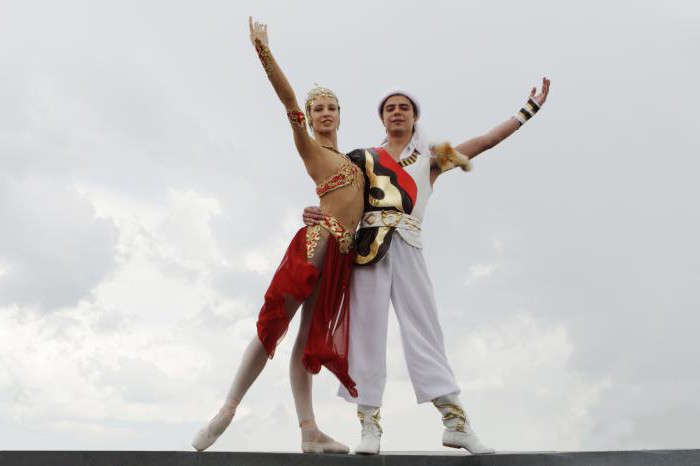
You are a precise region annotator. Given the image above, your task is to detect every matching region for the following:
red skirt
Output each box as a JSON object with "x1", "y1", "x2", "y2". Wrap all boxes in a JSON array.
[{"x1": 256, "y1": 226, "x2": 358, "y2": 397}]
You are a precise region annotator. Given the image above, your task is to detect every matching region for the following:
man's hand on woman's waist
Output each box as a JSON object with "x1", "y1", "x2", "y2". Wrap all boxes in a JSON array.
[{"x1": 303, "y1": 206, "x2": 324, "y2": 226}]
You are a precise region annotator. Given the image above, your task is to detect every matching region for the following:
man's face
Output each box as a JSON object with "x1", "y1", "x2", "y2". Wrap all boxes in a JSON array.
[{"x1": 382, "y1": 95, "x2": 417, "y2": 136}]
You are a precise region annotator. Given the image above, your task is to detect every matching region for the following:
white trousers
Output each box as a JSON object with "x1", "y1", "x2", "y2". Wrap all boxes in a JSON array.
[{"x1": 337, "y1": 236, "x2": 460, "y2": 406}]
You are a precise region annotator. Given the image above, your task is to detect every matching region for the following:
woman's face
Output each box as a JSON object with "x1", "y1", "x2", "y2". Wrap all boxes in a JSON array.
[{"x1": 309, "y1": 96, "x2": 340, "y2": 133}]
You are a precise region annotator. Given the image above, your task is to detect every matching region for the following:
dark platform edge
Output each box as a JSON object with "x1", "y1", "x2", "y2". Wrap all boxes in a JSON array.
[{"x1": 2, "y1": 449, "x2": 700, "y2": 466}]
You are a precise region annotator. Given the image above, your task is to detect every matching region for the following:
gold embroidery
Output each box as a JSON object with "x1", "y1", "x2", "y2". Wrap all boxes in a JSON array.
[
  {"x1": 364, "y1": 150, "x2": 404, "y2": 209},
  {"x1": 254, "y1": 39, "x2": 273, "y2": 76},
  {"x1": 316, "y1": 164, "x2": 361, "y2": 198},
  {"x1": 307, "y1": 215, "x2": 353, "y2": 258},
  {"x1": 319, "y1": 215, "x2": 353, "y2": 254},
  {"x1": 306, "y1": 225, "x2": 321, "y2": 259},
  {"x1": 362, "y1": 210, "x2": 421, "y2": 232},
  {"x1": 287, "y1": 109, "x2": 306, "y2": 128},
  {"x1": 434, "y1": 402, "x2": 469, "y2": 432},
  {"x1": 381, "y1": 210, "x2": 403, "y2": 227}
]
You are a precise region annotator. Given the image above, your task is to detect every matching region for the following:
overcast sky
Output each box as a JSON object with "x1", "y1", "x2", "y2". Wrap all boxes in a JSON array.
[{"x1": 1, "y1": 0, "x2": 699, "y2": 454}]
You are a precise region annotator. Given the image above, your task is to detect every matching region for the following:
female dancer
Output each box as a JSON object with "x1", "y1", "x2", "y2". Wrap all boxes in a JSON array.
[{"x1": 191, "y1": 18, "x2": 364, "y2": 453}]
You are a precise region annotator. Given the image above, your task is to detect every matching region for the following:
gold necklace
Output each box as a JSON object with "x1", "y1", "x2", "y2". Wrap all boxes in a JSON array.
[
  {"x1": 322, "y1": 145, "x2": 351, "y2": 163},
  {"x1": 322, "y1": 145, "x2": 341, "y2": 154}
]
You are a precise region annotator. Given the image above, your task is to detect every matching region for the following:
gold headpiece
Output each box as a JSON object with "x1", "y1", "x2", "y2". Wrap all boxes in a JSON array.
[{"x1": 305, "y1": 84, "x2": 340, "y2": 120}]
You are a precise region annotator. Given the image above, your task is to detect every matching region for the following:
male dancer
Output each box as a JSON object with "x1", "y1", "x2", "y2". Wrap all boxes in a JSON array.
[{"x1": 304, "y1": 80, "x2": 550, "y2": 454}]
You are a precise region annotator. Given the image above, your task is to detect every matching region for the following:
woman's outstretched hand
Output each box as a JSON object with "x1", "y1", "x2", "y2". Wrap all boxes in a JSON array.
[
  {"x1": 248, "y1": 16, "x2": 269, "y2": 47},
  {"x1": 530, "y1": 77, "x2": 551, "y2": 106}
]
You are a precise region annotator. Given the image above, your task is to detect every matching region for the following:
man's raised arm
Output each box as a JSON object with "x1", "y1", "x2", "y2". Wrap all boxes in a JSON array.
[{"x1": 431, "y1": 77, "x2": 551, "y2": 182}]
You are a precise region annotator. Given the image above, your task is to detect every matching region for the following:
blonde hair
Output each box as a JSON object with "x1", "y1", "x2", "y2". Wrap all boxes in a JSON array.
[{"x1": 305, "y1": 84, "x2": 340, "y2": 125}]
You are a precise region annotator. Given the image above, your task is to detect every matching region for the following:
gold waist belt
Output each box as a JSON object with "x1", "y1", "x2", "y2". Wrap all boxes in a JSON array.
[
  {"x1": 361, "y1": 210, "x2": 421, "y2": 232},
  {"x1": 306, "y1": 214, "x2": 354, "y2": 258}
]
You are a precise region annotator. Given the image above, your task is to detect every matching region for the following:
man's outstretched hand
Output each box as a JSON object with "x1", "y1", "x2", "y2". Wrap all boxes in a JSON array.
[{"x1": 530, "y1": 77, "x2": 551, "y2": 107}]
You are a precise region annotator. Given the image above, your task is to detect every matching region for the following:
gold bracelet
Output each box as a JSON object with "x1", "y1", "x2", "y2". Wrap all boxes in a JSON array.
[
  {"x1": 287, "y1": 109, "x2": 307, "y2": 128},
  {"x1": 514, "y1": 98, "x2": 540, "y2": 125}
]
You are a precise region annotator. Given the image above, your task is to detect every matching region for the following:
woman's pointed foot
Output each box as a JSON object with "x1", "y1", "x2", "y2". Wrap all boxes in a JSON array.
[
  {"x1": 301, "y1": 427, "x2": 350, "y2": 454},
  {"x1": 191, "y1": 404, "x2": 236, "y2": 452}
]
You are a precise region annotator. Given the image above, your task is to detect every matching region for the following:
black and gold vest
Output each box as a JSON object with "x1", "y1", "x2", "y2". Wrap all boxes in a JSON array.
[{"x1": 347, "y1": 147, "x2": 418, "y2": 266}]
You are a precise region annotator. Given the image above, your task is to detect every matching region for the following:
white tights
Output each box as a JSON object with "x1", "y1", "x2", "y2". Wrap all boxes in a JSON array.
[{"x1": 212, "y1": 230, "x2": 331, "y2": 437}]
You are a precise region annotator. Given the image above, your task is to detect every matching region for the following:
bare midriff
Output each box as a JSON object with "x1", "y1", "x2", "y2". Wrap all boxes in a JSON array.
[
  {"x1": 314, "y1": 155, "x2": 364, "y2": 233},
  {"x1": 319, "y1": 183, "x2": 363, "y2": 232}
]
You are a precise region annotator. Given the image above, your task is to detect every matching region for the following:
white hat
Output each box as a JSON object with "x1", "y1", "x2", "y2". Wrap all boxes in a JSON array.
[
  {"x1": 377, "y1": 88, "x2": 430, "y2": 156},
  {"x1": 377, "y1": 87, "x2": 421, "y2": 118}
]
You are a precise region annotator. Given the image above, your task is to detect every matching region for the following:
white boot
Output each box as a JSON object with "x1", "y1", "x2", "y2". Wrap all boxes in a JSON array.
[
  {"x1": 354, "y1": 405, "x2": 382, "y2": 455},
  {"x1": 433, "y1": 394, "x2": 495, "y2": 454},
  {"x1": 191, "y1": 403, "x2": 235, "y2": 452}
]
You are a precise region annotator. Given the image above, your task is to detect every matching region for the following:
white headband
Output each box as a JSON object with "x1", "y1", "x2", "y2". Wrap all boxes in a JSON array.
[
  {"x1": 377, "y1": 88, "x2": 430, "y2": 156},
  {"x1": 377, "y1": 87, "x2": 421, "y2": 118}
]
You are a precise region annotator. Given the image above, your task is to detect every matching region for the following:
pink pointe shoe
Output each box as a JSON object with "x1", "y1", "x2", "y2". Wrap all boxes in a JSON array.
[
  {"x1": 300, "y1": 427, "x2": 350, "y2": 454},
  {"x1": 191, "y1": 405, "x2": 235, "y2": 452}
]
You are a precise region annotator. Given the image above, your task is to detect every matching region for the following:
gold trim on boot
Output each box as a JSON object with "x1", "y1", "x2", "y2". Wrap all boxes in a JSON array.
[
  {"x1": 355, "y1": 407, "x2": 382, "y2": 455},
  {"x1": 433, "y1": 401, "x2": 468, "y2": 432}
]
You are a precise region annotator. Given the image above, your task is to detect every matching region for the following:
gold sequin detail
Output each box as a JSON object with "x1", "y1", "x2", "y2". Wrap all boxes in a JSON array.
[
  {"x1": 305, "y1": 85, "x2": 339, "y2": 121},
  {"x1": 254, "y1": 39, "x2": 273, "y2": 76},
  {"x1": 319, "y1": 215, "x2": 353, "y2": 254},
  {"x1": 287, "y1": 109, "x2": 306, "y2": 128},
  {"x1": 306, "y1": 225, "x2": 322, "y2": 260},
  {"x1": 316, "y1": 163, "x2": 361, "y2": 198},
  {"x1": 307, "y1": 216, "x2": 353, "y2": 259}
]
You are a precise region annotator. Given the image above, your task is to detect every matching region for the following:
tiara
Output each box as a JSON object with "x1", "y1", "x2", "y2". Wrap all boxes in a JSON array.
[{"x1": 305, "y1": 84, "x2": 339, "y2": 114}]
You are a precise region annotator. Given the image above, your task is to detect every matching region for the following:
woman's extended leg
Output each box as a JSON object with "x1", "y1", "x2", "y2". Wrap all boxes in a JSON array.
[{"x1": 191, "y1": 295, "x2": 303, "y2": 451}]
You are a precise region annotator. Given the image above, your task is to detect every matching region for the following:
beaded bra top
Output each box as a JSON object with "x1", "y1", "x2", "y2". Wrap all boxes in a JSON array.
[{"x1": 315, "y1": 147, "x2": 363, "y2": 198}]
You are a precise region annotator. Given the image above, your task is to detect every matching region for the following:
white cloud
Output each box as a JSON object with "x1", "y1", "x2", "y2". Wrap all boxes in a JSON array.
[
  {"x1": 465, "y1": 263, "x2": 499, "y2": 285},
  {"x1": 0, "y1": 177, "x2": 118, "y2": 311},
  {"x1": 0, "y1": 181, "x2": 260, "y2": 448},
  {"x1": 417, "y1": 311, "x2": 609, "y2": 451},
  {"x1": 491, "y1": 239, "x2": 506, "y2": 254}
]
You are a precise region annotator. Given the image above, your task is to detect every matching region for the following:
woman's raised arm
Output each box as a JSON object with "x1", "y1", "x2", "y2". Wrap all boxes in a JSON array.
[{"x1": 248, "y1": 17, "x2": 319, "y2": 161}]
